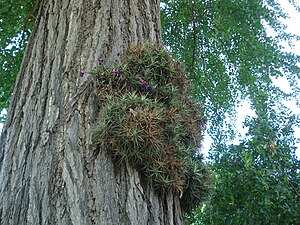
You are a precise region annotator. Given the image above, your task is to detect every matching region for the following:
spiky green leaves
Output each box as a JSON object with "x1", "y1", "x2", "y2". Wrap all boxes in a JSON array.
[{"x1": 92, "y1": 45, "x2": 210, "y2": 212}]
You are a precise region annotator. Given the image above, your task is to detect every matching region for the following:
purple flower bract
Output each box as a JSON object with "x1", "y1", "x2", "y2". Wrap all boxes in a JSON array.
[{"x1": 112, "y1": 69, "x2": 121, "y2": 75}]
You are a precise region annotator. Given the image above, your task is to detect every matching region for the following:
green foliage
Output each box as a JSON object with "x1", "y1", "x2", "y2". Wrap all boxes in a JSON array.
[
  {"x1": 195, "y1": 113, "x2": 300, "y2": 224},
  {"x1": 92, "y1": 45, "x2": 210, "y2": 212},
  {"x1": 161, "y1": 0, "x2": 300, "y2": 141},
  {"x1": 0, "y1": 0, "x2": 39, "y2": 115},
  {"x1": 185, "y1": 90, "x2": 300, "y2": 223},
  {"x1": 161, "y1": 0, "x2": 300, "y2": 224}
]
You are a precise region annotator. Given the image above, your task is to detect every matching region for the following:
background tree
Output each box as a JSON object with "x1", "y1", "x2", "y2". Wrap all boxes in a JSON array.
[
  {"x1": 161, "y1": 0, "x2": 300, "y2": 129},
  {"x1": 0, "y1": 0, "x2": 197, "y2": 224},
  {"x1": 160, "y1": 0, "x2": 300, "y2": 224},
  {"x1": 186, "y1": 101, "x2": 300, "y2": 224}
]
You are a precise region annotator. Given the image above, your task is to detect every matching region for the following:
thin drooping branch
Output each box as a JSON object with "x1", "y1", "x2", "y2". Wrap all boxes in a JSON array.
[{"x1": 191, "y1": 0, "x2": 197, "y2": 79}]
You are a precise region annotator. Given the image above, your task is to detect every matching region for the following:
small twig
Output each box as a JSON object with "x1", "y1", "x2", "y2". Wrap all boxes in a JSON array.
[{"x1": 289, "y1": 181, "x2": 300, "y2": 198}]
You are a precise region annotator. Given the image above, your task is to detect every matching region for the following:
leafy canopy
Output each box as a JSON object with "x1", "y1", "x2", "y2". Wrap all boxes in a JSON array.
[
  {"x1": 185, "y1": 98, "x2": 300, "y2": 224},
  {"x1": 161, "y1": 0, "x2": 300, "y2": 138},
  {"x1": 160, "y1": 0, "x2": 300, "y2": 223}
]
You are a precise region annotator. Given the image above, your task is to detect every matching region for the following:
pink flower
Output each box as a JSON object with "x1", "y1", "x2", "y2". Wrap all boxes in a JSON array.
[{"x1": 112, "y1": 69, "x2": 121, "y2": 75}]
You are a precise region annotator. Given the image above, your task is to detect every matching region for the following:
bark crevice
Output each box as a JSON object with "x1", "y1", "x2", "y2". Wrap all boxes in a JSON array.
[{"x1": 0, "y1": 0, "x2": 183, "y2": 224}]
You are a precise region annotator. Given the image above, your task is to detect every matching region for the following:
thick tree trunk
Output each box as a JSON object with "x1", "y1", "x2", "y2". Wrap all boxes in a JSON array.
[{"x1": 0, "y1": 0, "x2": 183, "y2": 224}]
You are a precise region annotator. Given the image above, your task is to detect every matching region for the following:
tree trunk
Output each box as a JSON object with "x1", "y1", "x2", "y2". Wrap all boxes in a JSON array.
[{"x1": 0, "y1": 0, "x2": 183, "y2": 224}]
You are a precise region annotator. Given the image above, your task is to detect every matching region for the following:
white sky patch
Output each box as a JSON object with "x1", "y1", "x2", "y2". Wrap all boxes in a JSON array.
[
  {"x1": 0, "y1": 109, "x2": 7, "y2": 134},
  {"x1": 280, "y1": 0, "x2": 300, "y2": 34},
  {"x1": 279, "y1": 0, "x2": 300, "y2": 53},
  {"x1": 271, "y1": 76, "x2": 293, "y2": 94},
  {"x1": 232, "y1": 100, "x2": 256, "y2": 143},
  {"x1": 201, "y1": 130, "x2": 212, "y2": 158}
]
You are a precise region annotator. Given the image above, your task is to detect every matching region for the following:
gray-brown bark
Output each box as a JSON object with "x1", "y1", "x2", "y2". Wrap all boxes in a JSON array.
[{"x1": 0, "y1": 0, "x2": 183, "y2": 224}]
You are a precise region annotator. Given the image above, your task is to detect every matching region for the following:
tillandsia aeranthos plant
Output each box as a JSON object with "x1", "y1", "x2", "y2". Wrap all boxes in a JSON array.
[{"x1": 88, "y1": 44, "x2": 210, "y2": 212}]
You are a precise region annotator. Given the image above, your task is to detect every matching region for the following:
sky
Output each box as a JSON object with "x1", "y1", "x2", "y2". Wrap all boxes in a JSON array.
[
  {"x1": 1, "y1": 0, "x2": 300, "y2": 158},
  {"x1": 202, "y1": 0, "x2": 300, "y2": 158}
]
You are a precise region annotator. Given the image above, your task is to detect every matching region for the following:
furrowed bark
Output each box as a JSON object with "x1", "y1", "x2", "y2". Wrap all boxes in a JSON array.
[{"x1": 0, "y1": 0, "x2": 183, "y2": 224}]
